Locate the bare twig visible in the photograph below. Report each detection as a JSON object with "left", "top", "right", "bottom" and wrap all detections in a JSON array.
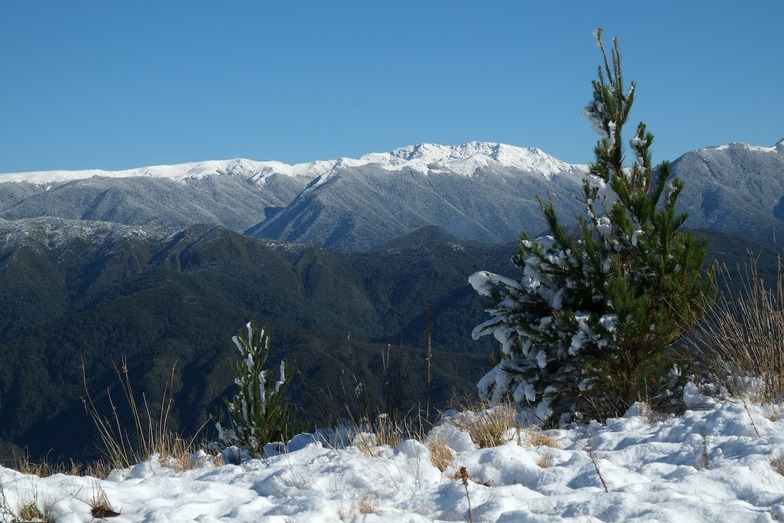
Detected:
[
  {"left": 585, "top": 434, "right": 608, "bottom": 493},
  {"left": 459, "top": 467, "right": 474, "bottom": 523}
]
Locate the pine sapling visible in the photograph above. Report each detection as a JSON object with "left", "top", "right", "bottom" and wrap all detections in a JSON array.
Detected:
[
  {"left": 215, "top": 321, "right": 301, "bottom": 458},
  {"left": 469, "top": 29, "right": 713, "bottom": 424}
]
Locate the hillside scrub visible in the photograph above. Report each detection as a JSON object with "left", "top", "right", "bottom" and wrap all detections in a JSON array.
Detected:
[{"left": 470, "top": 29, "right": 714, "bottom": 424}]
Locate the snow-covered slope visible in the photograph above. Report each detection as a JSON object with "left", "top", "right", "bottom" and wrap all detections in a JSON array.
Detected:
[
  {"left": 0, "top": 216, "right": 176, "bottom": 260},
  {"left": 0, "top": 164, "right": 313, "bottom": 231},
  {"left": 2, "top": 396, "right": 784, "bottom": 522},
  {"left": 246, "top": 143, "right": 589, "bottom": 250}
]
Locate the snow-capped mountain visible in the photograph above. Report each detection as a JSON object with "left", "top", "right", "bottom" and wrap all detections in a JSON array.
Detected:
[
  {"left": 0, "top": 142, "right": 590, "bottom": 249},
  {"left": 0, "top": 161, "right": 313, "bottom": 231},
  {"left": 247, "top": 144, "right": 588, "bottom": 250},
  {"left": 2, "top": 139, "right": 784, "bottom": 250},
  {"left": 0, "top": 142, "right": 583, "bottom": 184},
  {"left": 0, "top": 158, "right": 325, "bottom": 185},
  {"left": 670, "top": 139, "right": 784, "bottom": 241},
  {"left": 342, "top": 141, "right": 583, "bottom": 179}
]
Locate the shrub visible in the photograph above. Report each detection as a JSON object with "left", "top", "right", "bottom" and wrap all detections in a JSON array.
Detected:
[
  {"left": 215, "top": 321, "right": 301, "bottom": 458},
  {"left": 469, "top": 29, "right": 713, "bottom": 424}
]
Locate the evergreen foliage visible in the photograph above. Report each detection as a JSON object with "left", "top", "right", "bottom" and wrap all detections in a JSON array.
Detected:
[
  {"left": 215, "top": 321, "right": 300, "bottom": 458},
  {"left": 470, "top": 29, "right": 714, "bottom": 423}
]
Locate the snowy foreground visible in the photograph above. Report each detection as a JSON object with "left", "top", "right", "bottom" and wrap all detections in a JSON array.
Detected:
[{"left": 4, "top": 392, "right": 784, "bottom": 522}]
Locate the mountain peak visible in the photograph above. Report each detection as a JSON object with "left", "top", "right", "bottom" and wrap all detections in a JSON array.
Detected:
[{"left": 354, "top": 141, "right": 582, "bottom": 178}]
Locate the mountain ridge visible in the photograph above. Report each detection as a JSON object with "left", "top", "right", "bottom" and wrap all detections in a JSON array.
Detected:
[
  {"left": 669, "top": 138, "right": 784, "bottom": 242},
  {"left": 2, "top": 139, "right": 784, "bottom": 249},
  {"left": 0, "top": 141, "right": 585, "bottom": 184}
]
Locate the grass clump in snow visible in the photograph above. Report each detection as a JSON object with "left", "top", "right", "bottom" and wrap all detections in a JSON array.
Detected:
[
  {"left": 17, "top": 501, "right": 49, "bottom": 523},
  {"left": 537, "top": 452, "right": 554, "bottom": 468},
  {"left": 87, "top": 482, "right": 120, "bottom": 519},
  {"left": 449, "top": 403, "right": 519, "bottom": 448},
  {"left": 350, "top": 413, "right": 430, "bottom": 455},
  {"left": 11, "top": 450, "right": 81, "bottom": 479},
  {"left": 525, "top": 428, "right": 558, "bottom": 449},
  {"left": 427, "top": 439, "right": 454, "bottom": 471},
  {"left": 358, "top": 493, "right": 376, "bottom": 515},
  {"left": 772, "top": 456, "right": 784, "bottom": 476},
  {"left": 81, "top": 358, "right": 202, "bottom": 473},
  {"left": 691, "top": 253, "right": 784, "bottom": 403},
  {"left": 0, "top": 482, "right": 56, "bottom": 523}
]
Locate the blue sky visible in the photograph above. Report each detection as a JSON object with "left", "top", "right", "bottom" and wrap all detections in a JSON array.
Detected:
[{"left": 0, "top": 1, "right": 781, "bottom": 173}]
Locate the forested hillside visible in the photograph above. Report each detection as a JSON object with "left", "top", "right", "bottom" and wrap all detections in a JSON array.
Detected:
[{"left": 0, "top": 220, "right": 514, "bottom": 461}]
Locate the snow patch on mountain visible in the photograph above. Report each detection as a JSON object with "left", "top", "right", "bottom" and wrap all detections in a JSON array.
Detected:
[
  {"left": 706, "top": 141, "right": 782, "bottom": 154},
  {"left": 0, "top": 217, "right": 175, "bottom": 256},
  {"left": 360, "top": 141, "right": 584, "bottom": 178},
  {"left": 299, "top": 142, "right": 587, "bottom": 193},
  {"left": 0, "top": 158, "right": 328, "bottom": 186}
]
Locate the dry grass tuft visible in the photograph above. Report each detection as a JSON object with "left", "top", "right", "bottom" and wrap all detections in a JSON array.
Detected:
[
  {"left": 537, "top": 452, "right": 554, "bottom": 468},
  {"left": 9, "top": 447, "right": 119, "bottom": 480},
  {"left": 84, "top": 460, "right": 114, "bottom": 480},
  {"left": 89, "top": 482, "right": 120, "bottom": 519},
  {"left": 773, "top": 457, "right": 784, "bottom": 476},
  {"left": 12, "top": 451, "right": 82, "bottom": 479},
  {"left": 348, "top": 412, "right": 430, "bottom": 455},
  {"left": 525, "top": 429, "right": 558, "bottom": 449},
  {"left": 81, "top": 358, "right": 203, "bottom": 472},
  {"left": 4, "top": 489, "right": 57, "bottom": 523},
  {"left": 17, "top": 501, "right": 46, "bottom": 522},
  {"left": 450, "top": 404, "right": 518, "bottom": 448},
  {"left": 358, "top": 493, "right": 376, "bottom": 515},
  {"left": 427, "top": 439, "right": 454, "bottom": 472},
  {"left": 690, "top": 254, "right": 784, "bottom": 402}
]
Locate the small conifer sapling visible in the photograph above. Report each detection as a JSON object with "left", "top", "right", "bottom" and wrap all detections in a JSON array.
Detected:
[{"left": 215, "top": 321, "right": 300, "bottom": 457}]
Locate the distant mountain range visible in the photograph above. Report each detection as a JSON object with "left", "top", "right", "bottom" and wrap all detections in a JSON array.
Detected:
[
  {"left": 0, "top": 142, "right": 590, "bottom": 250},
  {"left": 2, "top": 140, "right": 784, "bottom": 249}
]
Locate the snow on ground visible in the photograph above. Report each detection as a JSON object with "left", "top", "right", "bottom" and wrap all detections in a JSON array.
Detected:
[{"left": 3, "top": 394, "right": 784, "bottom": 522}]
